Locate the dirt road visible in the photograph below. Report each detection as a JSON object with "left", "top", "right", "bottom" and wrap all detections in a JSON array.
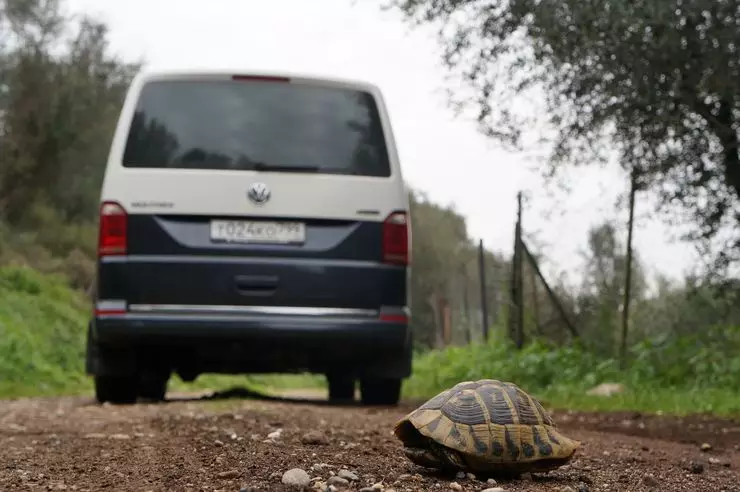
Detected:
[{"left": 1, "top": 387, "right": 738, "bottom": 492}]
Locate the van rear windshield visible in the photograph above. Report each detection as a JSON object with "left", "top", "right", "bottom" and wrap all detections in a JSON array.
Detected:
[{"left": 121, "top": 78, "right": 392, "bottom": 177}]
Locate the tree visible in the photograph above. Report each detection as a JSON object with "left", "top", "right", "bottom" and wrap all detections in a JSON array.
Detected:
[
  {"left": 407, "top": 190, "right": 471, "bottom": 348},
  {"left": 0, "top": 0, "right": 139, "bottom": 225},
  {"left": 387, "top": 0, "right": 740, "bottom": 268},
  {"left": 575, "top": 222, "right": 647, "bottom": 355}
]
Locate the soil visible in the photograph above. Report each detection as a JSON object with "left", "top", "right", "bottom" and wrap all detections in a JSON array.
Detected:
[{"left": 0, "top": 387, "right": 738, "bottom": 492}]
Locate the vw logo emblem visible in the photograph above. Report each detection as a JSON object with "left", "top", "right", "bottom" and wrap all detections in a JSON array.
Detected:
[{"left": 247, "top": 182, "right": 271, "bottom": 205}]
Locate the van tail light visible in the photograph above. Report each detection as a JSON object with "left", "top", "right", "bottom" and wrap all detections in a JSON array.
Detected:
[
  {"left": 98, "top": 201, "right": 127, "bottom": 256},
  {"left": 383, "top": 211, "right": 409, "bottom": 265}
]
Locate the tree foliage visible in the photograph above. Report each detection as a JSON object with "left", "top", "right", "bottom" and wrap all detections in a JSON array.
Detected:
[
  {"left": 574, "top": 221, "right": 647, "bottom": 354},
  {"left": 387, "top": 0, "right": 740, "bottom": 266},
  {"left": 0, "top": 0, "right": 139, "bottom": 225}
]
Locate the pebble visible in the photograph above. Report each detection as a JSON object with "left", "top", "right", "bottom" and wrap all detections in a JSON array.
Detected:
[
  {"left": 83, "top": 433, "right": 106, "bottom": 439},
  {"left": 338, "top": 469, "right": 359, "bottom": 481},
  {"left": 327, "top": 476, "right": 349, "bottom": 488},
  {"left": 449, "top": 482, "right": 462, "bottom": 491},
  {"left": 216, "top": 470, "right": 239, "bottom": 479},
  {"left": 455, "top": 471, "right": 466, "bottom": 479},
  {"left": 559, "top": 487, "right": 576, "bottom": 492},
  {"left": 577, "top": 484, "right": 590, "bottom": 492},
  {"left": 481, "top": 488, "right": 505, "bottom": 492},
  {"left": 282, "top": 468, "right": 310, "bottom": 487},
  {"left": 701, "top": 442, "right": 712, "bottom": 451},
  {"left": 642, "top": 474, "right": 660, "bottom": 488},
  {"left": 302, "top": 430, "right": 330, "bottom": 445},
  {"left": 109, "top": 434, "right": 131, "bottom": 440},
  {"left": 688, "top": 461, "right": 705, "bottom": 474},
  {"left": 486, "top": 478, "right": 497, "bottom": 485},
  {"left": 267, "top": 429, "right": 283, "bottom": 440}
]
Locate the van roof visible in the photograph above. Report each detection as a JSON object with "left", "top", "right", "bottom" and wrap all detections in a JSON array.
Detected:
[{"left": 132, "top": 68, "right": 383, "bottom": 94}]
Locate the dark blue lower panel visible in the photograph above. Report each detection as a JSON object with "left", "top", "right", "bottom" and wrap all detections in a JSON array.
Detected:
[{"left": 91, "top": 313, "right": 412, "bottom": 378}]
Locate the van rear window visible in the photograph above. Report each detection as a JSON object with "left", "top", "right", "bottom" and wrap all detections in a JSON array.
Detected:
[{"left": 121, "top": 79, "right": 392, "bottom": 177}]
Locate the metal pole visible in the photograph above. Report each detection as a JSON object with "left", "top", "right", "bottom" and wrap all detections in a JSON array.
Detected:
[
  {"left": 620, "top": 170, "right": 637, "bottom": 369},
  {"left": 478, "top": 239, "right": 489, "bottom": 341}
]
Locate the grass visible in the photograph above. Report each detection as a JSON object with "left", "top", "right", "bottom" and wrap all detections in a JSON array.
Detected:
[
  {"left": 1, "top": 264, "right": 738, "bottom": 418},
  {"left": 401, "top": 330, "right": 740, "bottom": 418},
  {"left": 0, "top": 266, "right": 91, "bottom": 398}
]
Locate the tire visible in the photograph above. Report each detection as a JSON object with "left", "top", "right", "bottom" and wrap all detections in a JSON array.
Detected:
[
  {"left": 360, "top": 377, "right": 402, "bottom": 406},
  {"left": 138, "top": 371, "right": 170, "bottom": 402},
  {"left": 327, "top": 375, "right": 355, "bottom": 403},
  {"left": 94, "top": 375, "right": 137, "bottom": 404}
]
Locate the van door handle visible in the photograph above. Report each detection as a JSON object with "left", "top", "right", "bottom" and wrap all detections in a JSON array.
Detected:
[{"left": 234, "top": 275, "right": 278, "bottom": 296}]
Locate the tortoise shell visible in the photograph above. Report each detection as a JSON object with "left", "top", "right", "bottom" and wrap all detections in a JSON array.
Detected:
[{"left": 394, "top": 379, "right": 579, "bottom": 475}]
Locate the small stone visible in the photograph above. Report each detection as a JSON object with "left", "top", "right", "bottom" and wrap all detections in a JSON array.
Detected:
[
  {"left": 327, "top": 476, "right": 349, "bottom": 488},
  {"left": 466, "top": 473, "right": 476, "bottom": 480},
  {"left": 214, "top": 440, "right": 224, "bottom": 447},
  {"left": 358, "top": 488, "right": 374, "bottom": 492},
  {"left": 217, "top": 470, "right": 239, "bottom": 479},
  {"left": 109, "top": 434, "right": 131, "bottom": 440},
  {"left": 560, "top": 487, "right": 576, "bottom": 492},
  {"left": 267, "top": 429, "right": 283, "bottom": 440},
  {"left": 449, "top": 482, "right": 462, "bottom": 491},
  {"left": 302, "top": 430, "right": 329, "bottom": 446},
  {"left": 700, "top": 443, "right": 712, "bottom": 452},
  {"left": 282, "top": 468, "right": 310, "bottom": 487},
  {"left": 486, "top": 478, "right": 497, "bottom": 485},
  {"left": 83, "top": 433, "right": 106, "bottom": 439},
  {"left": 688, "top": 461, "right": 704, "bottom": 474},
  {"left": 708, "top": 457, "right": 723, "bottom": 465},
  {"left": 455, "top": 471, "right": 466, "bottom": 479},
  {"left": 642, "top": 474, "right": 660, "bottom": 488},
  {"left": 337, "top": 469, "right": 358, "bottom": 481},
  {"left": 577, "top": 484, "right": 590, "bottom": 492},
  {"left": 481, "top": 488, "right": 505, "bottom": 492},
  {"left": 521, "top": 472, "right": 533, "bottom": 480}
]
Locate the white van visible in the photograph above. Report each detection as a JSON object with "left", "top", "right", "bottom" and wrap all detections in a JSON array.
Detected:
[{"left": 85, "top": 69, "right": 412, "bottom": 406}]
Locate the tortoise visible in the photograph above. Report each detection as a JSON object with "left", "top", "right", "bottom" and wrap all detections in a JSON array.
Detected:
[{"left": 393, "top": 379, "right": 580, "bottom": 475}]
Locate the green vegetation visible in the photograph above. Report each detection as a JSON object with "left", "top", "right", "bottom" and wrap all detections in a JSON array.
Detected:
[
  {"left": 0, "top": 266, "right": 90, "bottom": 397},
  {"left": 402, "top": 328, "right": 740, "bottom": 417}
]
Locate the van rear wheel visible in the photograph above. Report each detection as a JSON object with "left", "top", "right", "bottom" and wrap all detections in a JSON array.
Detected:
[
  {"left": 327, "top": 375, "right": 355, "bottom": 403},
  {"left": 360, "top": 377, "right": 401, "bottom": 406},
  {"left": 94, "top": 375, "right": 137, "bottom": 404},
  {"left": 138, "top": 371, "right": 170, "bottom": 402}
]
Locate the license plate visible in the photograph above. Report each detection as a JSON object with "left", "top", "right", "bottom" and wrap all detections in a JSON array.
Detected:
[{"left": 210, "top": 219, "right": 306, "bottom": 244}]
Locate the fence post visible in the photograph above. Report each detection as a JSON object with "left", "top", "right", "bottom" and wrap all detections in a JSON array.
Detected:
[
  {"left": 509, "top": 192, "right": 524, "bottom": 348},
  {"left": 478, "top": 239, "right": 489, "bottom": 341},
  {"left": 620, "top": 169, "right": 637, "bottom": 369}
]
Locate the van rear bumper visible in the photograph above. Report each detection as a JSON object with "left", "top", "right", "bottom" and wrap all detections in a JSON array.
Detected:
[{"left": 90, "top": 310, "right": 412, "bottom": 379}]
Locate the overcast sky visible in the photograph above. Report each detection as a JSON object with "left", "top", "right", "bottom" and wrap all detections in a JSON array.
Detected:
[{"left": 64, "top": 0, "right": 700, "bottom": 287}]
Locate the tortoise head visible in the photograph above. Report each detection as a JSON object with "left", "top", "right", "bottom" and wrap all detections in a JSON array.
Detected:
[
  {"left": 395, "top": 418, "right": 466, "bottom": 471},
  {"left": 402, "top": 442, "right": 466, "bottom": 471}
]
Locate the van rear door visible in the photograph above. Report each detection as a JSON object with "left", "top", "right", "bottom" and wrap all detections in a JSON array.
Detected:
[{"left": 97, "top": 73, "right": 409, "bottom": 314}]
